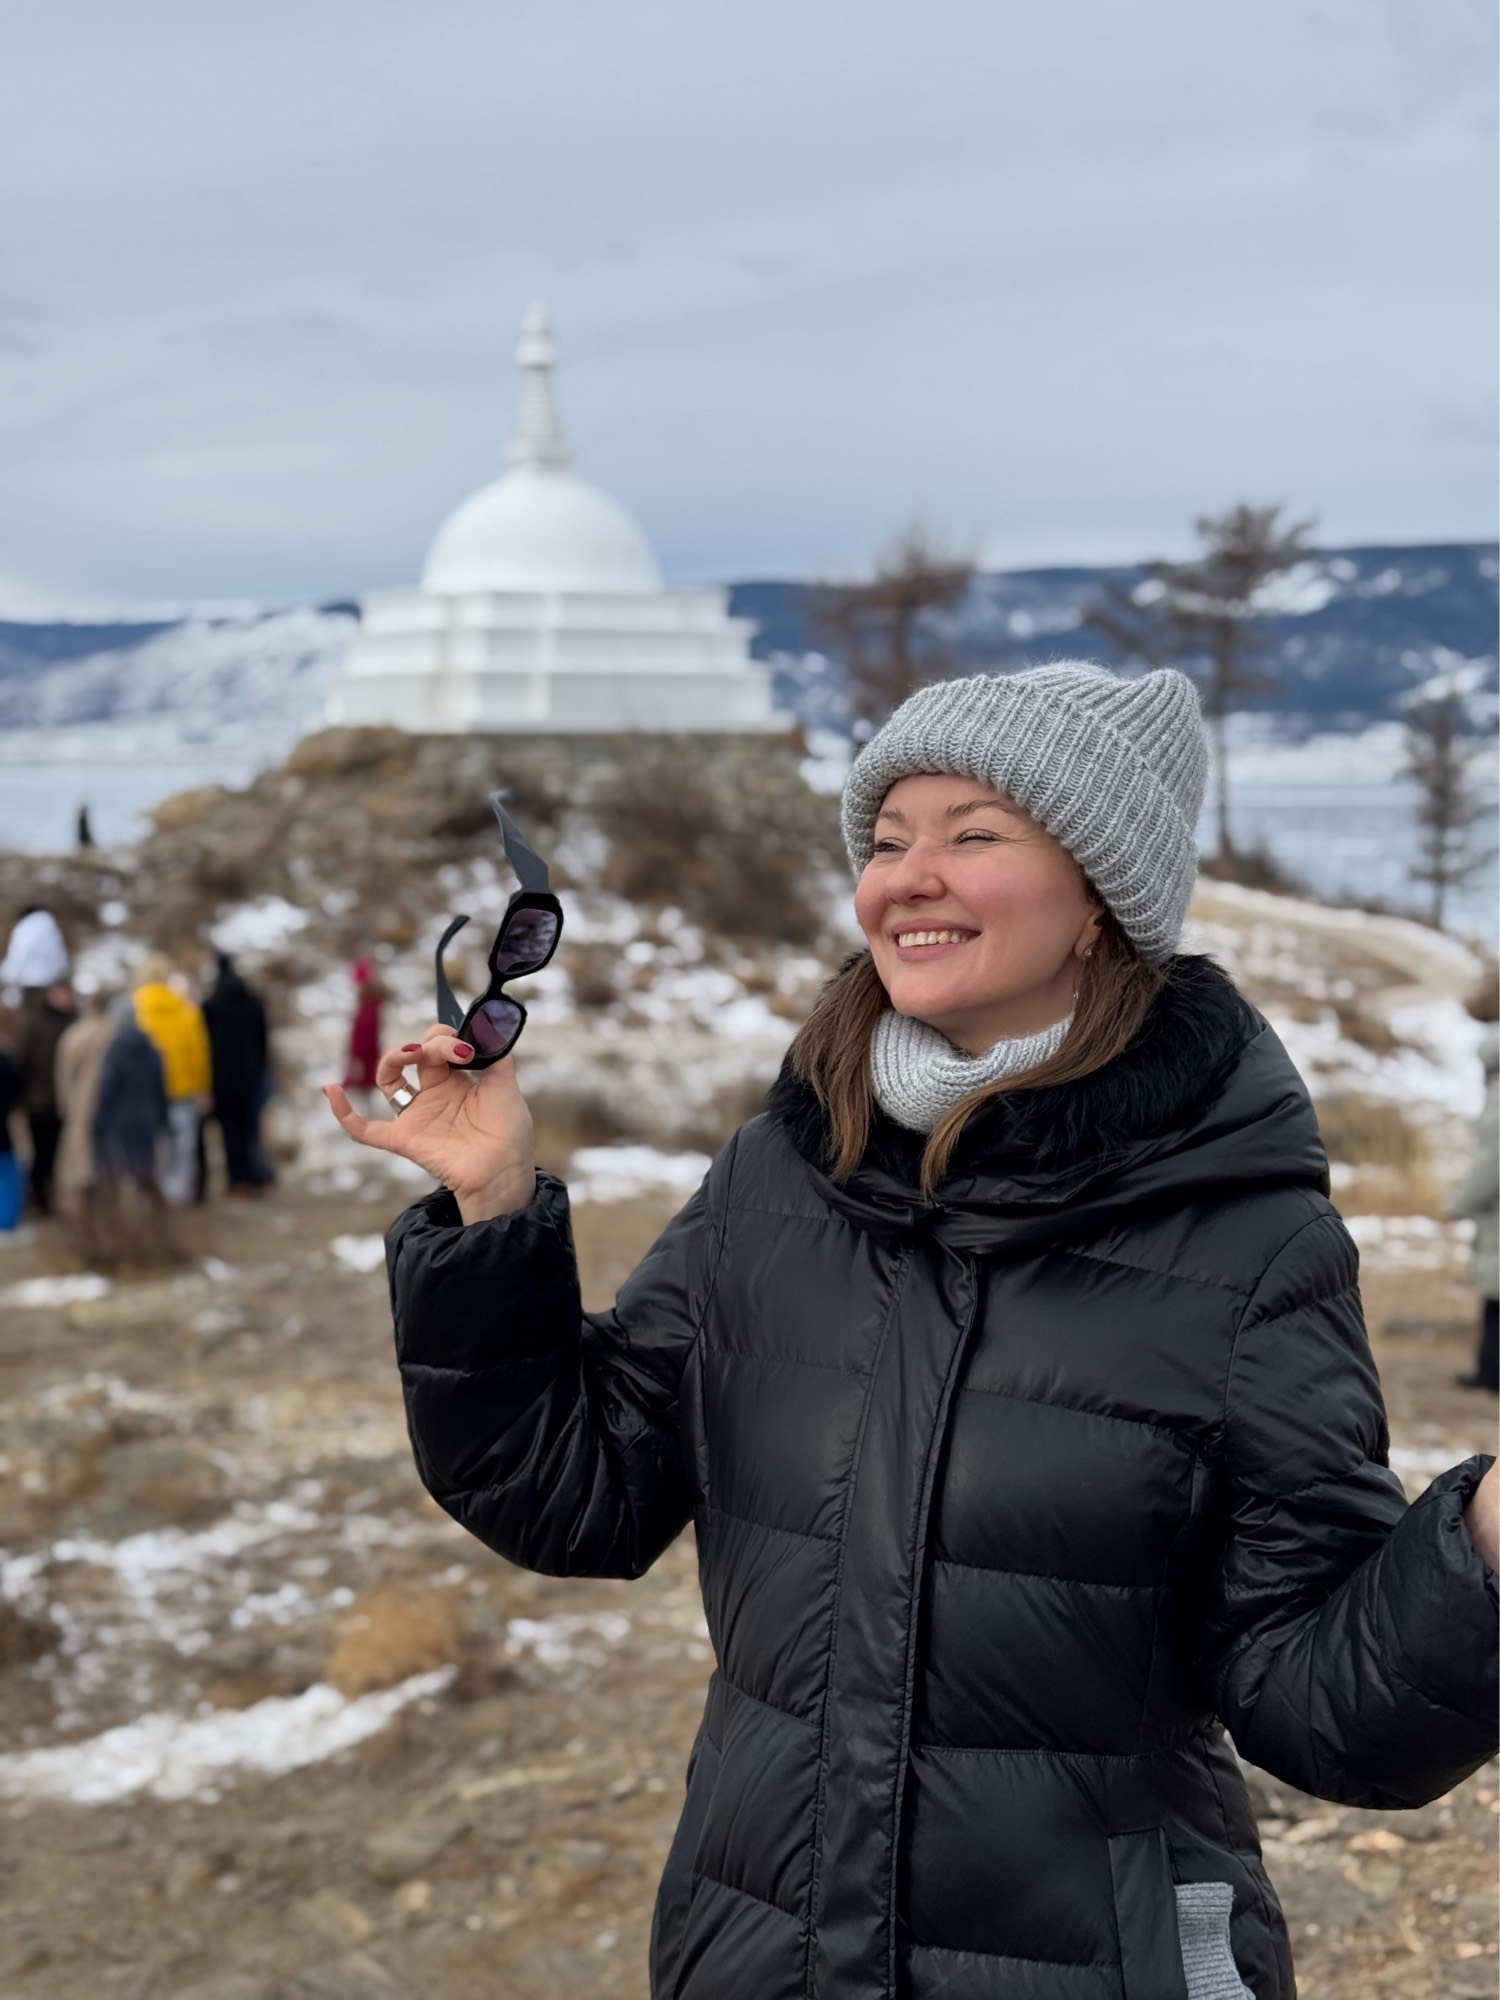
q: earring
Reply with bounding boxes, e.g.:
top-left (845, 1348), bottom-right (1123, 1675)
top-left (1073, 942), bottom-right (1094, 1002)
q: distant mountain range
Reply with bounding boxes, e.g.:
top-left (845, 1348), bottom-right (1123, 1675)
top-left (0, 542), bottom-right (1493, 752)
top-left (733, 541), bottom-right (1499, 736)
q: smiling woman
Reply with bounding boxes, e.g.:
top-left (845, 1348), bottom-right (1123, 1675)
top-left (861, 781), bottom-right (1098, 1047)
top-left (789, 663), bottom-right (1206, 1187)
top-left (329, 658), bottom-right (1497, 2000)
top-left (812, 771), bottom-right (1161, 1182)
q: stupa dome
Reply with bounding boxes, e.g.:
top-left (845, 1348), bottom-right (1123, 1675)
top-left (327, 301), bottom-right (786, 736)
top-left (420, 304), bottom-right (661, 597)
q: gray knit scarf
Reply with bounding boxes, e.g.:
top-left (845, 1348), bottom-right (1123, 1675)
top-left (870, 1007), bottom-right (1073, 1134)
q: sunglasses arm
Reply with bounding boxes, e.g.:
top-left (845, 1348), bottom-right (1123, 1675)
top-left (488, 792), bottom-right (551, 895)
top-left (434, 913), bottom-right (472, 1032)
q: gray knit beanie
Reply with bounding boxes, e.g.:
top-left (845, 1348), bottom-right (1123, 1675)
top-left (840, 661), bottom-right (1207, 966)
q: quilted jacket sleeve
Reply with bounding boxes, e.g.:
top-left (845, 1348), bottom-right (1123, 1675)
top-left (385, 1142), bottom-right (734, 1580)
top-left (1205, 1207), bottom-right (1498, 1809)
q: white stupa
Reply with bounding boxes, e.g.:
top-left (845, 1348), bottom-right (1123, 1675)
top-left (325, 305), bottom-right (786, 734)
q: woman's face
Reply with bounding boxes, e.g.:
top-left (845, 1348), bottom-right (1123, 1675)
top-left (853, 772), bottom-right (1101, 1053)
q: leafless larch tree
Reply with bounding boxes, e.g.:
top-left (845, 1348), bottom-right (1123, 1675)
top-left (807, 521), bottom-right (974, 728)
top-left (1086, 502), bottom-right (1316, 863)
top-left (1402, 689), bottom-right (1496, 930)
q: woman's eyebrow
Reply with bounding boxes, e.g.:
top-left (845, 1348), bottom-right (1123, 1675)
top-left (945, 796), bottom-right (1022, 821)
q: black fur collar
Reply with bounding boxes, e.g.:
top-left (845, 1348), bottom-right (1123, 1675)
top-left (767, 954), bottom-right (1263, 1188)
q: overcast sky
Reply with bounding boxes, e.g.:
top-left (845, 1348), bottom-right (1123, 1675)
top-left (1, 0), bottom-right (1495, 609)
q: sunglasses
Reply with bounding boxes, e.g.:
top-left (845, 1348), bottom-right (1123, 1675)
top-left (434, 794), bottom-right (563, 1068)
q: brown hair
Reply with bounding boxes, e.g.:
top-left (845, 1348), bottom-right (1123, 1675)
top-left (790, 905), bottom-right (1166, 1192)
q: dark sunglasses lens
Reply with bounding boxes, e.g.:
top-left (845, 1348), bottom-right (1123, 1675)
top-left (494, 907), bottom-right (559, 976)
top-left (467, 997), bottom-right (524, 1056)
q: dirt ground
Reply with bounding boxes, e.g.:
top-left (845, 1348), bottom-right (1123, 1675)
top-left (0, 1184), bottom-right (1495, 2000)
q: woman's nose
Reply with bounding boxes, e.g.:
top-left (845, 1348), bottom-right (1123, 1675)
top-left (885, 839), bottom-right (946, 900)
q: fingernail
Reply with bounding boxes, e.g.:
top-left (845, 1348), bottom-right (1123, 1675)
top-left (453, 1042), bottom-right (474, 1060)
top-left (401, 1043), bottom-right (422, 1053)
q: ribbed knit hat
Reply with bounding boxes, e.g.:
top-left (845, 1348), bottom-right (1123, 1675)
top-left (840, 661), bottom-right (1207, 966)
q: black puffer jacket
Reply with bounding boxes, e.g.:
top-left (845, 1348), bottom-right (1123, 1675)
top-left (387, 959), bottom-right (1498, 2000)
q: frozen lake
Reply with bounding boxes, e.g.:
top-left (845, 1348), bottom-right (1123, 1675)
top-left (0, 751), bottom-right (268, 854)
top-left (1206, 777), bottom-right (1496, 941)
top-left (0, 741), bottom-right (1494, 943)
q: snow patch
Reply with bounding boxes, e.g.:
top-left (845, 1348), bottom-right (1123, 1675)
top-left (1343, 1214), bottom-right (1470, 1272)
top-left (210, 896), bottom-right (310, 957)
top-left (566, 1145), bottom-right (712, 1205)
top-left (0, 1669), bottom-right (452, 1805)
top-left (503, 1612), bottom-right (633, 1688)
top-left (331, 1234), bottom-right (388, 1274)
top-left (1250, 562), bottom-right (1340, 617)
top-left (0, 1272), bottom-right (111, 1309)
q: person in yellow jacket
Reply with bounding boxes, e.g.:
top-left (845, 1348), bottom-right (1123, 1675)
top-left (131, 952), bottom-right (211, 1206)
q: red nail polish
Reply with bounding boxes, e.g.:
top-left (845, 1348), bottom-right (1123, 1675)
top-left (401, 1043), bottom-right (422, 1053)
top-left (453, 1042), bottom-right (474, 1060)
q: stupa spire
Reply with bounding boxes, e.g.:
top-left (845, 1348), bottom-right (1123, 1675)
top-left (506, 301), bottom-right (573, 470)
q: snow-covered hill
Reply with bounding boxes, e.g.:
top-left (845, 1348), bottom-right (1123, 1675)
top-left (0, 605), bottom-right (356, 748)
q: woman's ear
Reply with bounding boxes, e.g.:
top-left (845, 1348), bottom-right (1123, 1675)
top-left (1074, 907), bottom-right (1103, 958)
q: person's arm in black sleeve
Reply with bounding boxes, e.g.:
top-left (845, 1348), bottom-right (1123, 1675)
top-left (1204, 1208), bottom-right (1498, 1809)
top-left (386, 1138), bottom-right (734, 1581)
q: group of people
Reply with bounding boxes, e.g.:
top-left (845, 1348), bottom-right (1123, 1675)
top-left (0, 906), bottom-right (276, 1228)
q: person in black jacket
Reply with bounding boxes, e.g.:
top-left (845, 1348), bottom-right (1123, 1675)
top-left (18, 979), bottom-right (75, 1215)
top-left (201, 952), bottom-right (274, 1194)
top-left (325, 662), bottom-right (1498, 2000)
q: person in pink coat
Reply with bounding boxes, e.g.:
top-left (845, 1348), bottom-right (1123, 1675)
top-left (342, 961), bottom-right (385, 1113)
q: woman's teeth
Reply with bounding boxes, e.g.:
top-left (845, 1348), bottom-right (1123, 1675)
top-left (895, 929), bottom-right (973, 947)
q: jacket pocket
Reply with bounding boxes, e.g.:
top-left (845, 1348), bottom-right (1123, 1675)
top-left (1109, 1830), bottom-right (1190, 2000)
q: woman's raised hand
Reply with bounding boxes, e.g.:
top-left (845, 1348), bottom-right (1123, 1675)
top-left (323, 1025), bottom-right (536, 1224)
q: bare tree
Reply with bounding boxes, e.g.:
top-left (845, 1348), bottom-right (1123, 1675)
top-left (1402, 691), bottom-right (1495, 929)
top-left (808, 521), bottom-right (974, 726)
top-left (1086, 503), bottom-right (1316, 862)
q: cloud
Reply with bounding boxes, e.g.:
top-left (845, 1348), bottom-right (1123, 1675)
top-left (0, 0), bottom-right (1493, 599)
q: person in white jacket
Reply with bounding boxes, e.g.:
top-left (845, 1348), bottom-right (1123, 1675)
top-left (0, 906), bottom-right (69, 1002)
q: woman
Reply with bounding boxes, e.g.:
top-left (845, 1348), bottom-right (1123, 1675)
top-left (53, 978), bottom-right (116, 1218)
top-left (326, 663), bottom-right (1498, 2000)
top-left (342, 958), bottom-right (386, 1113)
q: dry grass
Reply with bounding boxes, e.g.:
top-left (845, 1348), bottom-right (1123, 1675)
top-left (1332, 1001), bottom-right (1399, 1055)
top-left (1316, 1094), bottom-right (1427, 1172)
top-left (529, 1088), bottom-right (635, 1173)
top-left (566, 942), bottom-right (623, 1011)
top-left (323, 1588), bottom-right (461, 1698)
top-left (57, 1191), bottom-right (195, 1275)
top-left (595, 751), bottom-right (823, 945)
top-left (1199, 840), bottom-right (1308, 896)
top-left (676, 1076), bottom-right (777, 1153)
top-left (0, 1599), bottom-right (57, 1671)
